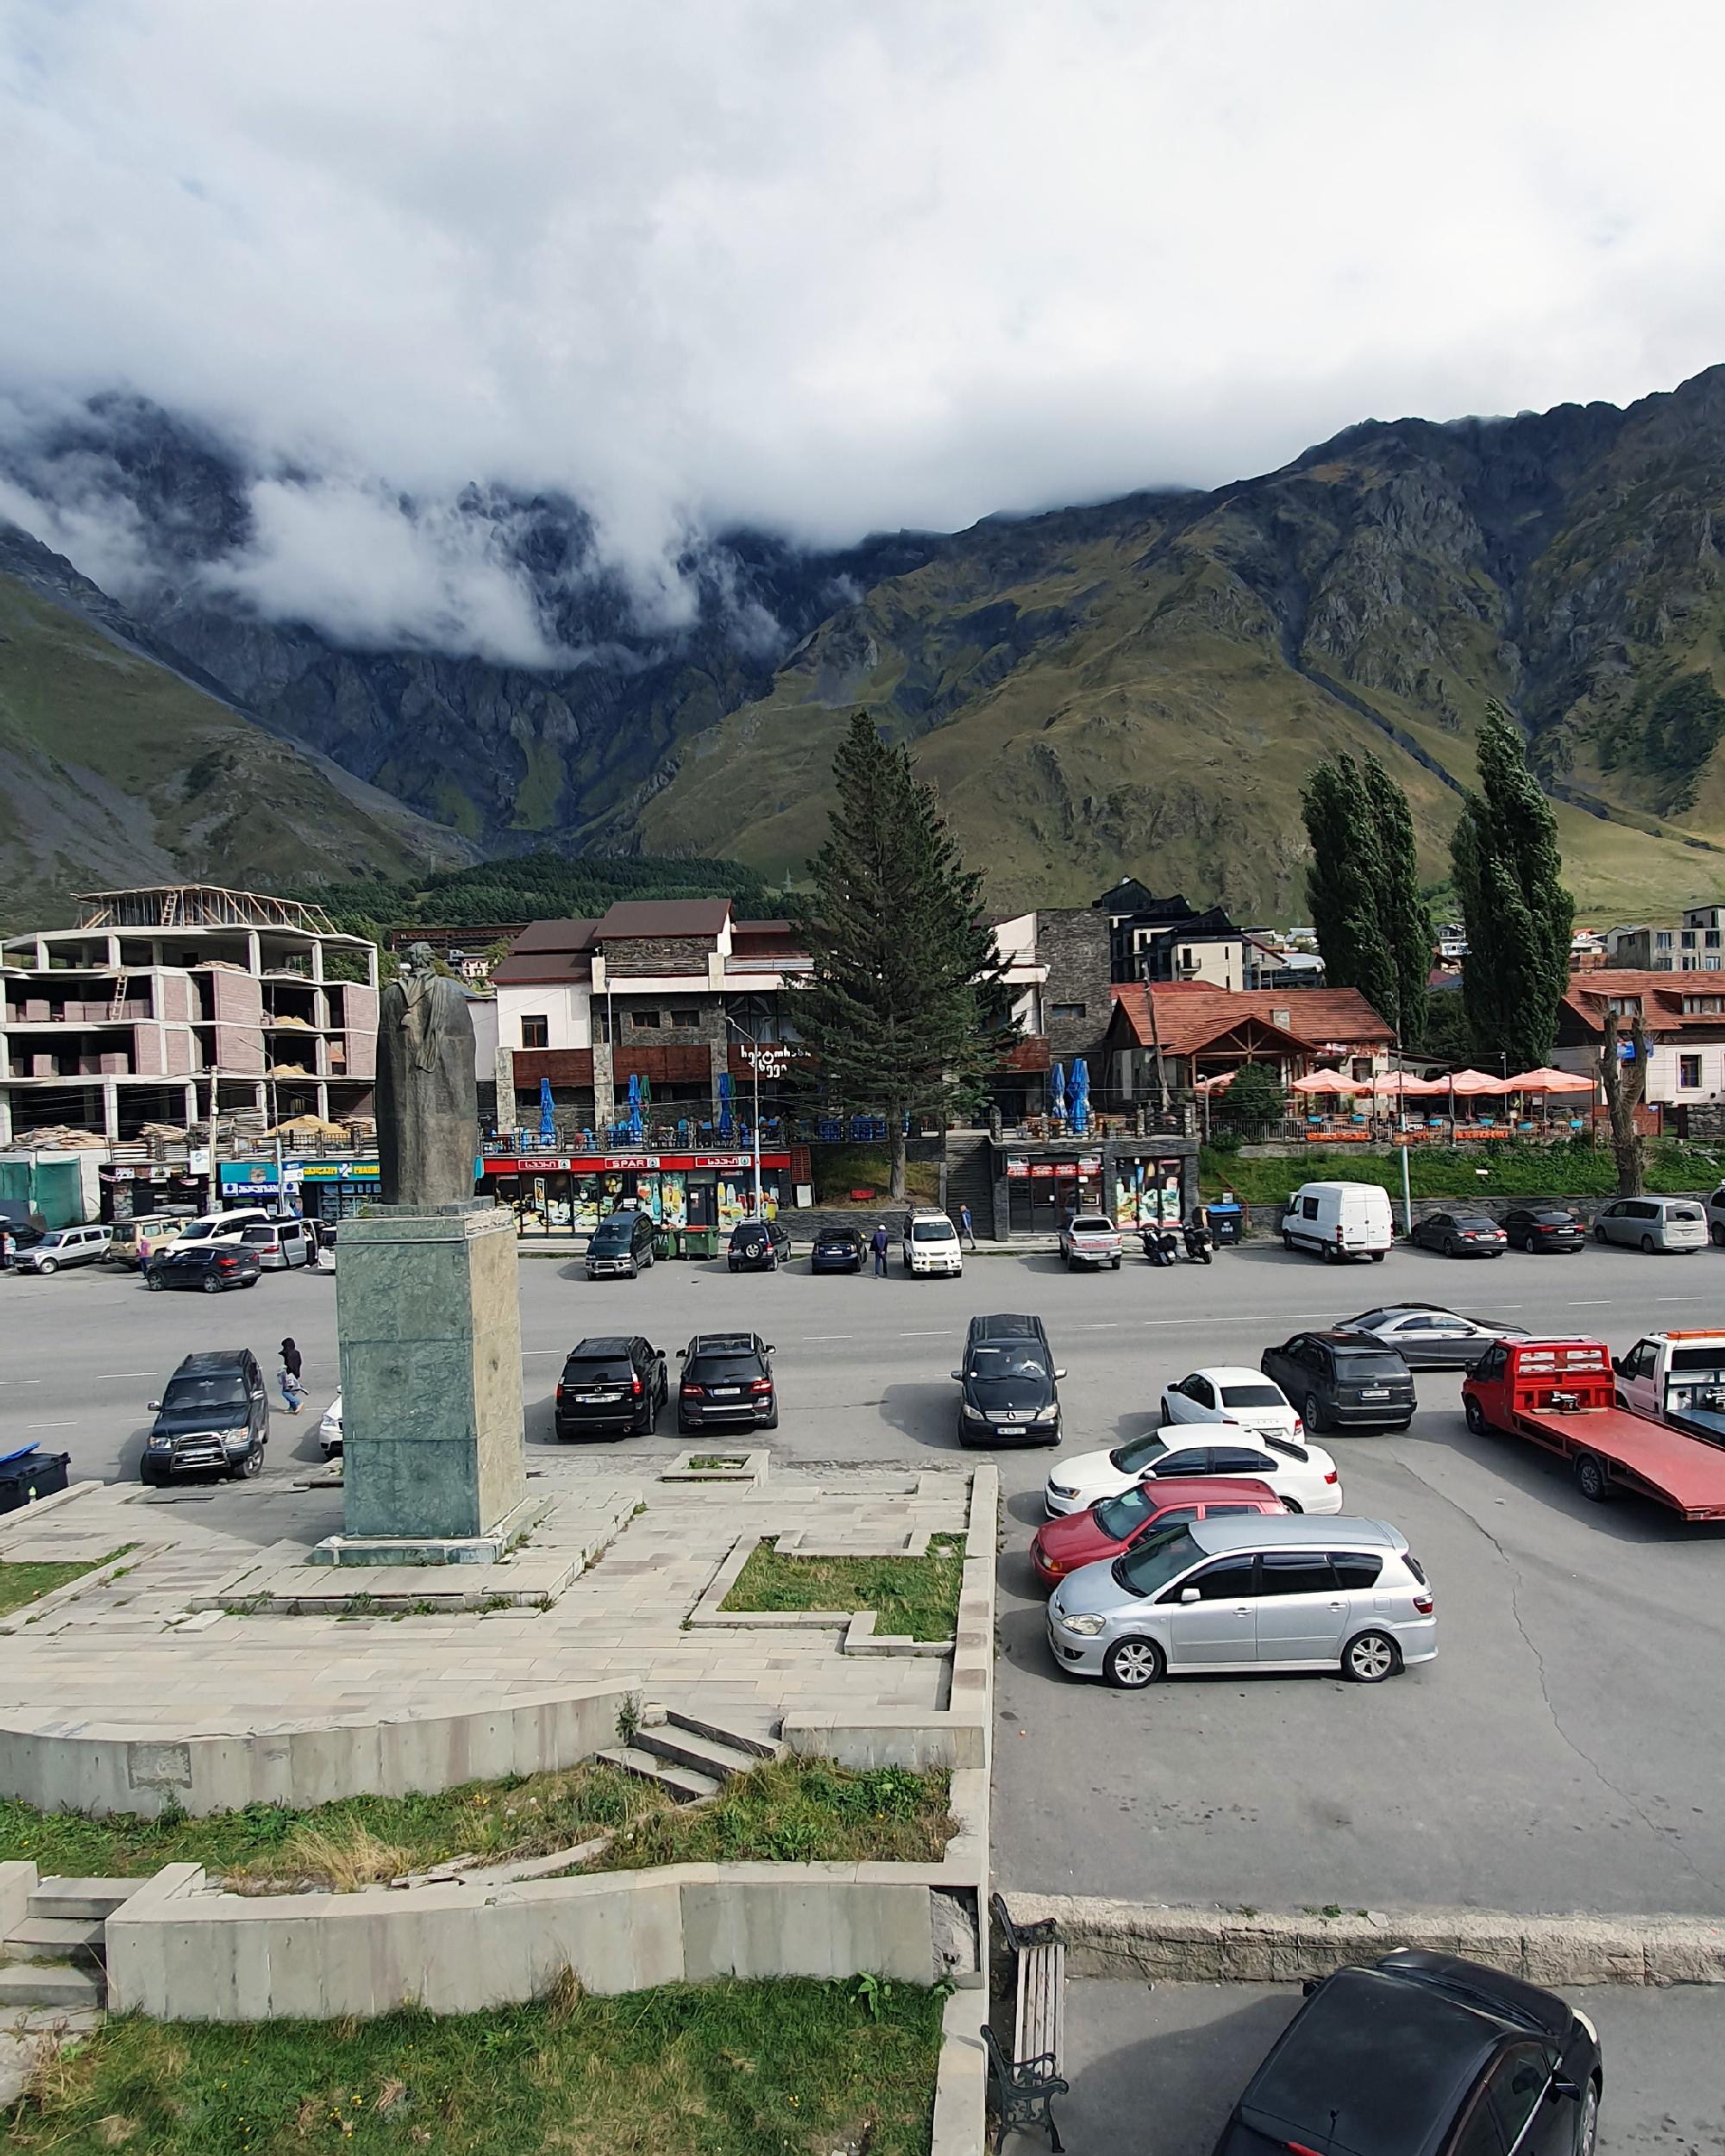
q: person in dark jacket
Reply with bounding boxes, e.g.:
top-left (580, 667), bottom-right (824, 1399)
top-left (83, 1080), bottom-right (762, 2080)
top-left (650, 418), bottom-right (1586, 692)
top-left (870, 1223), bottom-right (889, 1276)
top-left (280, 1338), bottom-right (303, 1382)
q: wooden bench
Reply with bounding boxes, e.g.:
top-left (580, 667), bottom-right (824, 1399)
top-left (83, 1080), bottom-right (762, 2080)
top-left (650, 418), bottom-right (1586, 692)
top-left (982, 1892), bottom-right (1068, 2150)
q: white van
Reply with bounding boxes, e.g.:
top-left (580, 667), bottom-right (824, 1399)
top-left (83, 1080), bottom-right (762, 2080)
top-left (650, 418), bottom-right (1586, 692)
top-left (1282, 1181), bottom-right (1394, 1263)
top-left (902, 1207), bottom-right (963, 1278)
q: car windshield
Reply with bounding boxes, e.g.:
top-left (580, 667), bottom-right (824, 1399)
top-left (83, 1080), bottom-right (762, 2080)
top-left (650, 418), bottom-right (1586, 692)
top-left (162, 1375), bottom-right (248, 1409)
top-left (591, 1219), bottom-right (637, 1244)
top-left (913, 1220), bottom-right (955, 1241)
top-left (1109, 1432), bottom-right (1170, 1474)
top-left (687, 1356), bottom-right (762, 1384)
top-left (1113, 1526), bottom-right (1201, 1598)
top-left (1219, 1383), bottom-right (1285, 1409)
top-left (969, 1345), bottom-right (1046, 1380)
top-left (1092, 1487), bottom-right (1155, 1537)
top-left (1070, 1217), bottom-right (1113, 1233)
top-left (1333, 1351), bottom-right (1406, 1377)
top-left (564, 1358), bottom-right (631, 1382)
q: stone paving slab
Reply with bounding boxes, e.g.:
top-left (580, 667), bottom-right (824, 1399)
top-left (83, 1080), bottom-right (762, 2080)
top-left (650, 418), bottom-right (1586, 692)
top-left (0, 1461), bottom-right (979, 1755)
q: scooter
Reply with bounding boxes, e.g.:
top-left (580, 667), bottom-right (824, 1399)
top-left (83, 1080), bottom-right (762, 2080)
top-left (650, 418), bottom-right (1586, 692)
top-left (1182, 1222), bottom-right (1214, 1265)
top-left (1141, 1223), bottom-right (1181, 1267)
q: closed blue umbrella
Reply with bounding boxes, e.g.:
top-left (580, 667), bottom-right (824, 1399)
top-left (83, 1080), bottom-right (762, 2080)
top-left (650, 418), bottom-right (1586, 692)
top-left (718, 1069), bottom-right (734, 1139)
top-left (1070, 1059), bottom-right (1090, 1135)
top-left (1049, 1062), bottom-right (1067, 1125)
top-left (538, 1077), bottom-right (555, 1144)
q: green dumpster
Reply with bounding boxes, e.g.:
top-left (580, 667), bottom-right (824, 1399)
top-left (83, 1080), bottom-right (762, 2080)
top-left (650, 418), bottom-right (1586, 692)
top-left (685, 1227), bottom-right (719, 1260)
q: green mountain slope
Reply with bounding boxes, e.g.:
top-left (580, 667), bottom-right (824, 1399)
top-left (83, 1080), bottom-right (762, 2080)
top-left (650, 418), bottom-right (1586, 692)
top-left (0, 531), bottom-right (468, 924)
top-left (637, 373), bottom-right (1725, 918)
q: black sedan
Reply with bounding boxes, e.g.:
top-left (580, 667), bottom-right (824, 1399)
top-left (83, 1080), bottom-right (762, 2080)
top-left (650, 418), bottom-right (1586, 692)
top-left (145, 1244), bottom-right (261, 1294)
top-left (1409, 1209), bottom-right (1507, 1257)
top-left (1344, 1303), bottom-right (1527, 1370)
top-left (1215, 1948), bottom-right (1601, 2156)
top-left (1502, 1205), bottom-right (1587, 1253)
top-left (676, 1331), bottom-right (778, 1432)
top-left (810, 1223), bottom-right (866, 1274)
top-left (727, 1218), bottom-right (791, 1271)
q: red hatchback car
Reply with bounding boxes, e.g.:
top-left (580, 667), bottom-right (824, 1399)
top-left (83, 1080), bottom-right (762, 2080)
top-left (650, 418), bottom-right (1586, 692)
top-left (1029, 1476), bottom-right (1286, 1588)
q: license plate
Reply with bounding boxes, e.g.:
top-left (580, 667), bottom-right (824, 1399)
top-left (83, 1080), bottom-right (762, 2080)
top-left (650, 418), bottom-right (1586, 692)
top-left (1361, 1388), bottom-right (1389, 1399)
top-left (712, 1386), bottom-right (740, 1398)
top-left (588, 1390), bottom-right (621, 1402)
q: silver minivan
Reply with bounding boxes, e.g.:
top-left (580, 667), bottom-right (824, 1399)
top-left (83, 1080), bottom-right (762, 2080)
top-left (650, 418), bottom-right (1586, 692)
top-left (1046, 1514), bottom-right (1436, 1689)
top-left (1592, 1196), bottom-right (1708, 1254)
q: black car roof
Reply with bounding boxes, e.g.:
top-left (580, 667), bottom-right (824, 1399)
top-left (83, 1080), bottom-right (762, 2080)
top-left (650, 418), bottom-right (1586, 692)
top-left (568, 1337), bottom-right (637, 1357)
top-left (1305, 1328), bottom-right (1401, 1349)
top-left (171, 1350), bottom-right (253, 1374)
top-left (1238, 1963), bottom-right (1512, 2156)
top-left (967, 1313), bottom-right (1047, 1341)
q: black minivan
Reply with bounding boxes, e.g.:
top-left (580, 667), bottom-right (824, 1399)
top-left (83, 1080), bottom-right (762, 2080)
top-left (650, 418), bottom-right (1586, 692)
top-left (586, 1209), bottom-right (657, 1280)
top-left (952, 1313), bottom-right (1065, 1447)
top-left (142, 1349), bottom-right (270, 1483)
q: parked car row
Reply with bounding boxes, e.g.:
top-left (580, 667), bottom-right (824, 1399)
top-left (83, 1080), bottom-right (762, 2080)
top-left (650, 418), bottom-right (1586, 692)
top-left (550, 1329), bottom-right (779, 1438)
top-left (1277, 1181), bottom-right (1719, 1261)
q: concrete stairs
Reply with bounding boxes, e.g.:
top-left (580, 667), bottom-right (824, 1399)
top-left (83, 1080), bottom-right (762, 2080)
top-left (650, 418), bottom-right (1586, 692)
top-left (0, 1877), bottom-right (139, 2010)
top-left (598, 1708), bottom-right (781, 1803)
top-left (944, 1133), bottom-right (995, 1237)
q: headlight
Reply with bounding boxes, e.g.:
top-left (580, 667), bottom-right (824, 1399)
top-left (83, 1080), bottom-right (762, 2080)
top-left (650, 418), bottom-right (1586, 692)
top-left (1034, 1405), bottom-right (1058, 1421)
top-left (962, 1403), bottom-right (987, 1420)
top-left (147, 1432), bottom-right (170, 1448)
top-left (223, 1432), bottom-right (251, 1450)
top-left (1057, 1611), bottom-right (1106, 1637)
top-left (1047, 1481), bottom-right (1076, 1499)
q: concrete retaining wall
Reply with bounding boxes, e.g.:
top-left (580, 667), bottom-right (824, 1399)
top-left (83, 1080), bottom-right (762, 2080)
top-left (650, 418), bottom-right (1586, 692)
top-left (0, 1686), bottom-right (630, 1819)
top-left (1005, 1895), bottom-right (1725, 1987)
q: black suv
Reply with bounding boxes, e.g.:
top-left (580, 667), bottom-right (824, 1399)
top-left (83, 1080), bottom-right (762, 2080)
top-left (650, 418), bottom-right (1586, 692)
top-left (146, 1243), bottom-right (261, 1294)
top-left (1260, 1329), bottom-right (1414, 1433)
top-left (143, 1349), bottom-right (270, 1483)
top-left (728, 1218), bottom-right (791, 1271)
top-left (1215, 1949), bottom-right (1602, 2156)
top-left (586, 1210), bottom-right (657, 1280)
top-left (555, 1335), bottom-right (668, 1438)
top-left (952, 1313), bottom-right (1064, 1448)
top-left (677, 1331), bottom-right (777, 1432)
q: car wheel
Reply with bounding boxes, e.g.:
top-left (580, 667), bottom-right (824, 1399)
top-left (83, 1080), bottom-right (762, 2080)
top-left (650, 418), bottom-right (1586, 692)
top-left (35, 1257), bottom-right (56, 1275)
top-left (1388, 1418), bottom-right (1413, 1432)
top-left (1464, 1394), bottom-right (1490, 1435)
top-left (1444, 1238), bottom-right (1459, 1258)
top-left (1111, 1255), bottom-right (1120, 1269)
top-left (242, 1276), bottom-right (259, 1288)
top-left (1369, 1250), bottom-right (1386, 1263)
top-left (1342, 1629), bottom-right (1400, 1683)
top-left (1575, 1451), bottom-right (1612, 1503)
top-left (231, 1447), bottom-right (264, 1480)
top-left (140, 1460), bottom-right (166, 1488)
top-left (1320, 1241), bottom-right (1337, 1264)
top-left (1283, 1230), bottom-right (1295, 1252)
top-left (677, 1413), bottom-right (693, 1435)
top-left (1577, 2078), bottom-right (1600, 2156)
top-left (1282, 1496), bottom-right (1303, 1514)
top-left (1304, 1391), bottom-right (1329, 1435)
top-left (1103, 1637), bottom-right (1165, 1689)
top-left (1712, 1225), bottom-right (1725, 1248)
top-left (1594, 1223), bottom-right (1608, 1244)
top-left (763, 1404), bottom-right (780, 1430)
top-left (202, 1275), bottom-right (222, 1294)
top-left (147, 1273), bottom-right (165, 1292)
top-left (1640, 1234), bottom-right (1656, 1255)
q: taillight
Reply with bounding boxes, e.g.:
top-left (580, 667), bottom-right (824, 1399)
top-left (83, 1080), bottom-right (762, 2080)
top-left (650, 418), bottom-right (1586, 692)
top-left (1324, 1470), bottom-right (1338, 1484)
top-left (750, 1378), bottom-right (772, 1394)
top-left (681, 1384), bottom-right (705, 1398)
top-left (555, 1385), bottom-right (567, 1400)
top-left (1413, 1594), bottom-right (1434, 1615)
top-left (1292, 1416), bottom-right (1304, 1436)
top-left (631, 1375), bottom-right (643, 1396)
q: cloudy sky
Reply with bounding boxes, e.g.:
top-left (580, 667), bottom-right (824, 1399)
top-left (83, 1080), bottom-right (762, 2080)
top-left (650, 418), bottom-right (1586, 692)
top-left (4, 0), bottom-right (1725, 654)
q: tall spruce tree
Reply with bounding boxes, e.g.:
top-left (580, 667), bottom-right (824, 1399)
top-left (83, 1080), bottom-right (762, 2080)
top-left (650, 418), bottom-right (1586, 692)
top-left (1302, 755), bottom-right (1430, 1047)
top-left (1449, 702), bottom-right (1575, 1071)
top-left (792, 713), bottom-right (1004, 1200)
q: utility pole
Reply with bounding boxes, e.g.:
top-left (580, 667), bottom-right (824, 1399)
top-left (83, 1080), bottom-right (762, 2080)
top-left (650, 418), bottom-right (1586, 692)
top-left (1139, 954), bottom-right (1170, 1115)
top-left (727, 1017), bottom-right (786, 1219)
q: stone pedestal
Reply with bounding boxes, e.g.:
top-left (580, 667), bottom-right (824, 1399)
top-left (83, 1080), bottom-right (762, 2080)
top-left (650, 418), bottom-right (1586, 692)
top-left (325, 1201), bottom-right (527, 1563)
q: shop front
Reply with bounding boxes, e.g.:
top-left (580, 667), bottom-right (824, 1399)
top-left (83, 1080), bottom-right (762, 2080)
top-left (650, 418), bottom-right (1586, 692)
top-left (1003, 1152), bottom-right (1107, 1235)
top-left (989, 1136), bottom-right (1197, 1238)
top-left (216, 1156), bottom-right (387, 1220)
top-left (98, 1158), bottom-right (210, 1224)
top-left (480, 1150), bottom-right (793, 1237)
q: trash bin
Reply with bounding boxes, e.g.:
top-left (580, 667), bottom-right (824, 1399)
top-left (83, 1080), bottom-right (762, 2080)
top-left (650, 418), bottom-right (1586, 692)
top-left (685, 1228), bottom-right (718, 1260)
top-left (1208, 1200), bottom-right (1245, 1245)
top-left (653, 1228), bottom-right (673, 1260)
top-left (0, 1447), bottom-right (71, 1514)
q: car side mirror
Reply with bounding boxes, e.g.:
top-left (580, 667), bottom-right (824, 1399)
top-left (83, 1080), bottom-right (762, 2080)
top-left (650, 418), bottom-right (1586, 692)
top-left (950, 1370), bottom-right (964, 1382)
top-left (1610, 1357), bottom-right (1626, 1376)
top-left (676, 1347), bottom-right (688, 1358)
top-left (1548, 2080), bottom-right (1583, 2104)
top-left (147, 1400), bottom-right (162, 1413)
top-left (764, 1344), bottom-right (775, 1355)
top-left (1053, 1368), bottom-right (1067, 1382)
top-left (1179, 1586), bottom-right (1201, 1604)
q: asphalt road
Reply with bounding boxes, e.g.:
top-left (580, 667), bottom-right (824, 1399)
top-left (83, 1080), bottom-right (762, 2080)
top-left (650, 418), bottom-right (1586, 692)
top-left (5, 1234), bottom-right (1725, 1917)
top-left (1056, 1981), bottom-right (1725, 2156)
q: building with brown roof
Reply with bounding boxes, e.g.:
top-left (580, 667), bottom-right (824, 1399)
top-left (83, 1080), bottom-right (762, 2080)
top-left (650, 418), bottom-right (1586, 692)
top-left (1102, 981), bottom-right (1396, 1100)
top-left (1554, 970), bottom-right (1725, 1116)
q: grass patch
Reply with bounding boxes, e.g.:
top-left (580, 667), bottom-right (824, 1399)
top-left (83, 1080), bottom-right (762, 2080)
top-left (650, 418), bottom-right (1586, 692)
top-left (687, 1455), bottom-right (747, 1470)
top-left (0, 1546), bottom-right (132, 1620)
top-left (0, 1763), bottom-right (671, 1891)
top-left (722, 1534), bottom-right (964, 1641)
top-left (5, 1976), bottom-right (944, 2156)
top-left (810, 1144), bottom-right (940, 1206)
top-left (1201, 1136), bottom-right (1725, 1206)
top-left (589, 1757), bottom-right (957, 1871)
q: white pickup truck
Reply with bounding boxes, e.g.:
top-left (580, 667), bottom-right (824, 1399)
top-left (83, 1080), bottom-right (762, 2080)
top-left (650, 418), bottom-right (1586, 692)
top-left (1058, 1212), bottom-right (1123, 1270)
top-left (1613, 1330), bottom-right (1725, 1445)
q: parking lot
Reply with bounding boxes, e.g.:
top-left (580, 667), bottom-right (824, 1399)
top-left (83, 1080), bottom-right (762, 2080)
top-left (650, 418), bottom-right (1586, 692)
top-left (6, 1232), bottom-right (1725, 1922)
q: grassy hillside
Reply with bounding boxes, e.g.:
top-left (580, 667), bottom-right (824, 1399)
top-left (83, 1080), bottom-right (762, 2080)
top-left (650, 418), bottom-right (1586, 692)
top-left (0, 571), bottom-right (464, 925)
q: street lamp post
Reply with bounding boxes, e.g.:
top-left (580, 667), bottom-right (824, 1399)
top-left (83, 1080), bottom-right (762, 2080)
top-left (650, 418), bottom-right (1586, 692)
top-left (725, 1017), bottom-right (787, 1218)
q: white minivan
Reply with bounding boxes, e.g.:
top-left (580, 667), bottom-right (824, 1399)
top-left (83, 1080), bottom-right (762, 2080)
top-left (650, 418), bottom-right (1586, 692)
top-left (1282, 1181), bottom-right (1394, 1264)
top-left (902, 1207), bottom-right (963, 1277)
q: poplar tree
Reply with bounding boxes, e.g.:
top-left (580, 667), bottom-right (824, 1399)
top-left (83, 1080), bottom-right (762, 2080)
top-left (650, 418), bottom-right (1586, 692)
top-left (1450, 703), bottom-right (1575, 1071)
top-left (1362, 757), bottom-right (1430, 1050)
top-left (792, 713), bottom-right (1004, 1200)
top-left (1302, 755), bottom-right (1431, 1047)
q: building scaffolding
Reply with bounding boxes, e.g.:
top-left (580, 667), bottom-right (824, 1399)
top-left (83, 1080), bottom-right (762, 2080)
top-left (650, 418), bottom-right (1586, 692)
top-left (74, 887), bottom-right (340, 936)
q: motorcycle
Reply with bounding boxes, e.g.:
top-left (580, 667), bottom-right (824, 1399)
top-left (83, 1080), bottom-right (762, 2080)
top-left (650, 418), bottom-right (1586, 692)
top-left (1182, 1222), bottom-right (1214, 1265)
top-left (1141, 1224), bottom-right (1182, 1267)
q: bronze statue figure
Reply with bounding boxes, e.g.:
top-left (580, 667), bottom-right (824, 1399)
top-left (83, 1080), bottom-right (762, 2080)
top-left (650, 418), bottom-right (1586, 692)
top-left (375, 943), bottom-right (479, 1207)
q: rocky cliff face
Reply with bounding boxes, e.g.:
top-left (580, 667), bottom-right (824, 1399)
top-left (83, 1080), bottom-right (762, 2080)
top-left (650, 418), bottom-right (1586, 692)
top-left (8, 375), bottom-right (1725, 915)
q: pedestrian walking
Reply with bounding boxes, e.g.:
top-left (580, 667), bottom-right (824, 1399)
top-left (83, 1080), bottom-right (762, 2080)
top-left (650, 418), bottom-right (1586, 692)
top-left (279, 1366), bottom-right (307, 1415)
top-left (958, 1200), bottom-right (976, 1249)
top-left (870, 1222), bottom-right (889, 1276)
top-left (0, 1225), bottom-right (11, 1272)
top-left (279, 1338), bottom-right (304, 1382)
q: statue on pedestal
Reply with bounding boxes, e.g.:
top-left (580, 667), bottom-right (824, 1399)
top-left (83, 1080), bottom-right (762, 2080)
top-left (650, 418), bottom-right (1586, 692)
top-left (375, 943), bottom-right (479, 1207)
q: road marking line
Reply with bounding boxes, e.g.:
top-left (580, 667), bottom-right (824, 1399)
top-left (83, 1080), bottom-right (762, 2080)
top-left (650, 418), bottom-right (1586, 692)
top-left (902, 1331), bottom-right (945, 1337)
top-left (0, 1379), bottom-right (41, 1385)
top-left (800, 1335), bottom-right (853, 1341)
top-left (1566, 1299), bottom-right (1615, 1306)
top-left (93, 1372), bottom-right (154, 1380)
top-left (521, 1350), bottom-right (561, 1357)
top-left (26, 1420), bottom-right (78, 1429)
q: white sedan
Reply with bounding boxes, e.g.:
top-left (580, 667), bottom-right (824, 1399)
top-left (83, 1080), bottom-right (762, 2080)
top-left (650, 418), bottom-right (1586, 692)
top-left (318, 1392), bottom-right (343, 1457)
top-left (1044, 1426), bottom-right (1342, 1518)
top-left (1160, 1365), bottom-right (1302, 1439)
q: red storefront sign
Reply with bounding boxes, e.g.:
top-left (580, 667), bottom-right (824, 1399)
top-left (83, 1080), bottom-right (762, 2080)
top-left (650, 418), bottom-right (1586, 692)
top-left (484, 1152), bottom-right (789, 1175)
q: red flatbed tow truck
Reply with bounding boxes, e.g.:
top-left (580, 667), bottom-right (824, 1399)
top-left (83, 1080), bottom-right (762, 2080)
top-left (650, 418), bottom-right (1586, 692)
top-left (1462, 1336), bottom-right (1725, 1520)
